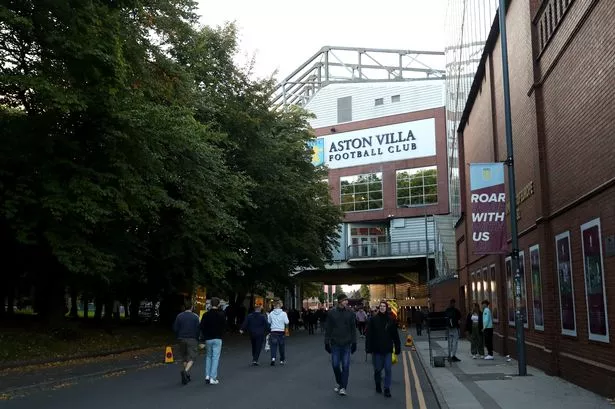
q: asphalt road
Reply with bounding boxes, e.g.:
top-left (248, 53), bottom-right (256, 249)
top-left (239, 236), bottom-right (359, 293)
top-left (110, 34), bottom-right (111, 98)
top-left (0, 330), bottom-right (438, 409)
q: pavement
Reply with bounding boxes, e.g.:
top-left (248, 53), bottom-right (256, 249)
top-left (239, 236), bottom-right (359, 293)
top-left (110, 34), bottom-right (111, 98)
top-left (0, 329), bottom-right (438, 409)
top-left (411, 328), bottom-right (615, 409)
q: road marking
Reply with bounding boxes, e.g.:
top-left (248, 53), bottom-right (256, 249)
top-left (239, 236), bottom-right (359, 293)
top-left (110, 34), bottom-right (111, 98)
top-left (402, 349), bottom-right (413, 409)
top-left (407, 351), bottom-right (427, 409)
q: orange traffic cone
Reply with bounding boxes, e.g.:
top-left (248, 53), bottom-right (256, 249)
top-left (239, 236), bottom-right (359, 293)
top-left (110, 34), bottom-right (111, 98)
top-left (164, 346), bottom-right (174, 363)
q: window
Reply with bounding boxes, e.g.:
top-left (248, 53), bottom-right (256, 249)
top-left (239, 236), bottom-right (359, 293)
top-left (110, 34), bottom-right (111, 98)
top-left (337, 96), bottom-right (352, 123)
top-left (396, 166), bottom-right (438, 207)
top-left (375, 98), bottom-right (384, 106)
top-left (349, 225), bottom-right (387, 258)
top-left (391, 94), bottom-right (401, 103)
top-left (490, 265), bottom-right (499, 322)
top-left (340, 172), bottom-right (383, 212)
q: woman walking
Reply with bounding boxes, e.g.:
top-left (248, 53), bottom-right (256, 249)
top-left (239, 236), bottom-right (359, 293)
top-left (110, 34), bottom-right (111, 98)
top-left (465, 303), bottom-right (484, 359)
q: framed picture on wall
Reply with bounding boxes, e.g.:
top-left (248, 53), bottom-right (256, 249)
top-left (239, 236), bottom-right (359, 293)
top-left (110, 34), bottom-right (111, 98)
top-left (490, 264), bottom-right (499, 323)
top-left (530, 245), bottom-right (545, 331)
top-left (506, 256), bottom-right (514, 326)
top-left (556, 231), bottom-right (577, 337)
top-left (581, 218), bottom-right (609, 343)
top-left (518, 251), bottom-right (528, 328)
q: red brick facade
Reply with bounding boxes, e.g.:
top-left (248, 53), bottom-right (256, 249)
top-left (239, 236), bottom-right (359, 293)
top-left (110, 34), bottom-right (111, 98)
top-left (314, 107), bottom-right (450, 222)
top-left (452, 0), bottom-right (615, 397)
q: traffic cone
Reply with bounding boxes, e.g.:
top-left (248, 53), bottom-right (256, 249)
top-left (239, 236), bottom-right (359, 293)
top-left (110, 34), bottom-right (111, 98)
top-left (405, 334), bottom-right (414, 348)
top-left (164, 346), bottom-right (174, 364)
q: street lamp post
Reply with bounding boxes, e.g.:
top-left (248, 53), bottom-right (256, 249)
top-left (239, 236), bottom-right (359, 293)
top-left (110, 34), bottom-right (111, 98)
top-left (498, 0), bottom-right (527, 376)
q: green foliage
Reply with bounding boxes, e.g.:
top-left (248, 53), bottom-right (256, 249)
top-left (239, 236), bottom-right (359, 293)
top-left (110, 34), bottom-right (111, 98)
top-left (0, 1), bottom-right (341, 319)
top-left (359, 284), bottom-right (371, 300)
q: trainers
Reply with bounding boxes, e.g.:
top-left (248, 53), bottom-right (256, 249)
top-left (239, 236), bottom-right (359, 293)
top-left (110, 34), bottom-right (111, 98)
top-left (451, 356), bottom-right (461, 362)
top-left (375, 383), bottom-right (382, 394)
top-left (384, 388), bottom-right (391, 398)
top-left (472, 355), bottom-right (477, 359)
top-left (334, 385), bottom-right (341, 393)
top-left (181, 370), bottom-right (188, 385)
top-left (205, 377), bottom-right (210, 384)
top-left (484, 355), bottom-right (494, 360)
top-left (338, 388), bottom-right (347, 396)
top-left (270, 359), bottom-right (276, 366)
top-left (280, 361), bottom-right (285, 366)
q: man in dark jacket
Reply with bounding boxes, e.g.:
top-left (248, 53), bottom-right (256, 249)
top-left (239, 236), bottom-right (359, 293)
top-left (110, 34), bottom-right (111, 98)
top-left (200, 298), bottom-right (226, 384)
top-left (324, 293), bottom-right (357, 396)
top-left (366, 300), bottom-right (401, 398)
top-left (240, 305), bottom-right (269, 365)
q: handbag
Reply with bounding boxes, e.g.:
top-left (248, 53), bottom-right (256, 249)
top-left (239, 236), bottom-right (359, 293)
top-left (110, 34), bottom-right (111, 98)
top-left (264, 334), bottom-right (271, 351)
top-left (392, 352), bottom-right (398, 365)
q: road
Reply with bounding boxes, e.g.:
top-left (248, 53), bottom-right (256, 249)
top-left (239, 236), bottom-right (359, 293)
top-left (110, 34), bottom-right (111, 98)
top-left (0, 330), bottom-right (438, 409)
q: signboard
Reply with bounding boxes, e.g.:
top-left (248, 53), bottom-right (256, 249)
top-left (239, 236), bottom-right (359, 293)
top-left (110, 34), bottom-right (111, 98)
top-left (469, 163), bottom-right (507, 254)
top-left (309, 118), bottom-right (436, 169)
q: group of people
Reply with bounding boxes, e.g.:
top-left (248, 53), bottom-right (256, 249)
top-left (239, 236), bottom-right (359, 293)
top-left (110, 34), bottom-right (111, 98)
top-left (444, 298), bottom-right (494, 362)
top-left (324, 293), bottom-right (401, 398)
top-left (172, 298), bottom-right (291, 385)
top-left (172, 293), bottom-right (404, 399)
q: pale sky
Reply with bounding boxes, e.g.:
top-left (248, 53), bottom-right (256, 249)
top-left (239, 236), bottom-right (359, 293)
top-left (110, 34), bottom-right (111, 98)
top-left (196, 0), bottom-right (447, 81)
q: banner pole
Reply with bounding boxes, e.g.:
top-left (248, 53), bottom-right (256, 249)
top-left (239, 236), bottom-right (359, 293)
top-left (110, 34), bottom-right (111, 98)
top-left (498, 0), bottom-right (527, 376)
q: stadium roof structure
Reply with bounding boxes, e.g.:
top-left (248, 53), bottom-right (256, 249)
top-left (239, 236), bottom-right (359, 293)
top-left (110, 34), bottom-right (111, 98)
top-left (271, 46), bottom-right (446, 108)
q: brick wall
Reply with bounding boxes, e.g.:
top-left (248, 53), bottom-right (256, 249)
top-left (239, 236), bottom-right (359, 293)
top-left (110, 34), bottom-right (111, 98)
top-left (430, 278), bottom-right (460, 312)
top-left (446, 0), bottom-right (615, 396)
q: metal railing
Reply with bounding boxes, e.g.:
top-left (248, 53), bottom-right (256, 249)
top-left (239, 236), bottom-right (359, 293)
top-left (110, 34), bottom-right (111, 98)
top-left (347, 240), bottom-right (435, 259)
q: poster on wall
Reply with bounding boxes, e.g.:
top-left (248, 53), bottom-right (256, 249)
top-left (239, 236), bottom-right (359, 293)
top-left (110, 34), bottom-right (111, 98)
top-left (490, 265), bottom-right (499, 322)
top-left (518, 251), bottom-right (528, 328)
top-left (556, 231), bottom-right (577, 336)
top-left (469, 163), bottom-right (508, 254)
top-left (581, 218), bottom-right (609, 343)
top-left (506, 257), bottom-right (514, 326)
top-left (530, 245), bottom-right (545, 331)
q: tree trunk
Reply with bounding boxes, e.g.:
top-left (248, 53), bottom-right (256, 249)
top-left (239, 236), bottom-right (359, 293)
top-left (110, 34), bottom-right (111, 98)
top-left (83, 295), bottom-right (89, 320)
top-left (94, 298), bottom-right (103, 321)
top-left (123, 298), bottom-right (130, 319)
top-left (130, 297), bottom-right (140, 323)
top-left (69, 288), bottom-right (78, 319)
top-left (6, 290), bottom-right (15, 316)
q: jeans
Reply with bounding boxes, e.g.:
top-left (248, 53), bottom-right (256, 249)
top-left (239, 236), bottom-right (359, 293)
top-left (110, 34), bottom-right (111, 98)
top-left (250, 334), bottom-right (264, 361)
top-left (372, 353), bottom-right (392, 389)
top-left (448, 328), bottom-right (459, 357)
top-left (331, 345), bottom-right (351, 389)
top-left (205, 339), bottom-right (222, 379)
top-left (470, 324), bottom-right (484, 356)
top-left (483, 328), bottom-right (494, 356)
top-left (416, 323), bottom-right (423, 336)
top-left (270, 332), bottom-right (285, 361)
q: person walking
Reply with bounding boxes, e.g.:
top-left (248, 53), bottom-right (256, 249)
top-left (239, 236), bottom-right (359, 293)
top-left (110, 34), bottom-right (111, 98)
top-left (465, 303), bottom-right (484, 358)
top-left (482, 300), bottom-right (494, 360)
top-left (356, 308), bottom-right (368, 337)
top-left (445, 298), bottom-right (462, 362)
top-left (200, 297), bottom-right (226, 384)
top-left (324, 293), bottom-right (357, 396)
top-left (267, 300), bottom-right (289, 366)
top-left (172, 301), bottom-right (200, 385)
top-left (240, 305), bottom-right (269, 365)
top-left (414, 308), bottom-right (424, 336)
top-left (365, 300), bottom-right (401, 398)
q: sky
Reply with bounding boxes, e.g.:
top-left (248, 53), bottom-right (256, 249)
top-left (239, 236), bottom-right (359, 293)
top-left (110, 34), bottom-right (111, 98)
top-left (196, 0), bottom-right (447, 82)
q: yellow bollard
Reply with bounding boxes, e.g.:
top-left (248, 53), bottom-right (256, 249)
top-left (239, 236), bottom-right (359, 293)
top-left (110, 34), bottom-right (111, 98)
top-left (164, 346), bottom-right (174, 363)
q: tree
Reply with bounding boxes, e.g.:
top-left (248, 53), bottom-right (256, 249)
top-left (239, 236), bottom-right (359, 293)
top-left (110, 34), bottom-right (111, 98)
top-left (0, 3), bottom-right (341, 325)
top-left (359, 284), bottom-right (371, 301)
